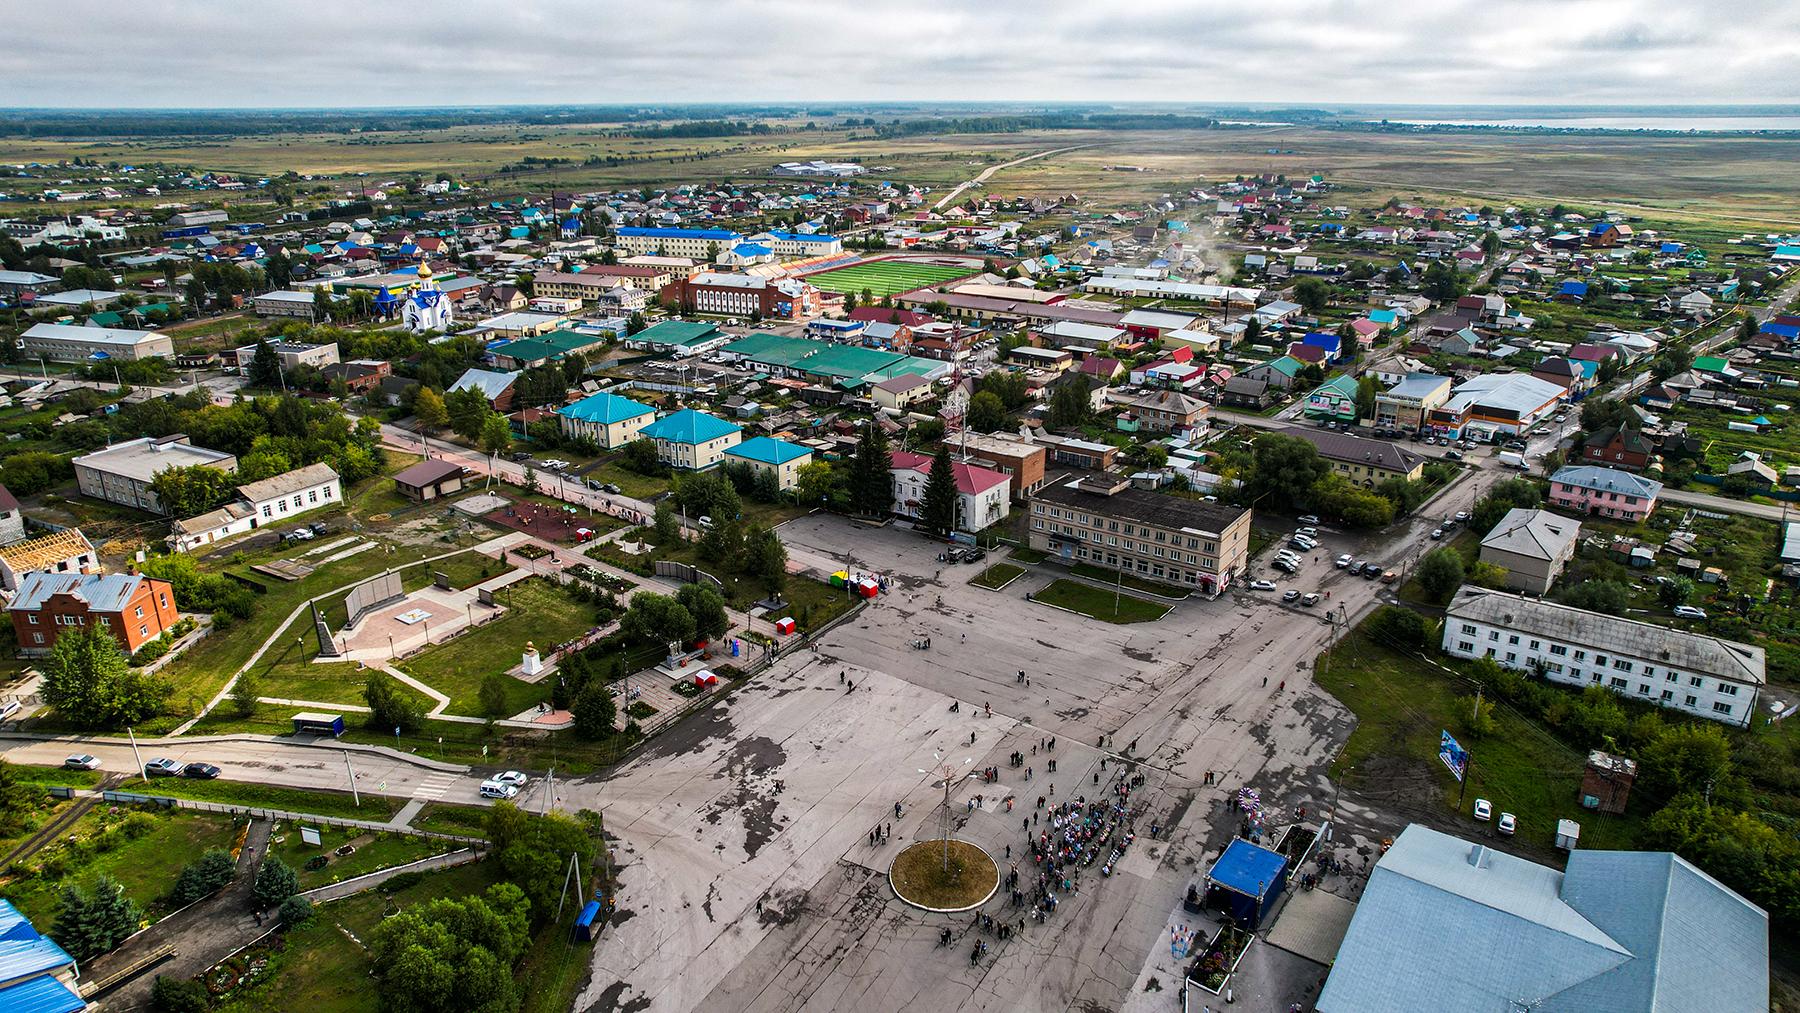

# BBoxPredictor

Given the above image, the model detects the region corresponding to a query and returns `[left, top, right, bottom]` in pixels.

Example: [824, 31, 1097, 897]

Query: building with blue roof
[1558, 280, 1590, 302]
[723, 436, 814, 490]
[1318, 824, 1766, 1013]
[0, 899, 84, 1013]
[557, 391, 655, 448]
[1202, 838, 1288, 928]
[641, 409, 742, 470]
[616, 227, 743, 258]
[753, 231, 845, 258]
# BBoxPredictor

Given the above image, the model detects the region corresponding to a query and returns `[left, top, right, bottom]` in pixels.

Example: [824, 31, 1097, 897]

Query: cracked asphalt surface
[573, 478, 1479, 1013]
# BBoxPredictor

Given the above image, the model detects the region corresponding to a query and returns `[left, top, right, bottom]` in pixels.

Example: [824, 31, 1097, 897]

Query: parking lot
[572, 480, 1480, 1012]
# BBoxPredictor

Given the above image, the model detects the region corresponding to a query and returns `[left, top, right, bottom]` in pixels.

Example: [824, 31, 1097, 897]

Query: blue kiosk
[1203, 838, 1289, 929]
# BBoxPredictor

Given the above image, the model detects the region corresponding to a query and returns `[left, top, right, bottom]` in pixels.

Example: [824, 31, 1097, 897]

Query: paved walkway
[300, 847, 481, 904]
[83, 818, 277, 1012]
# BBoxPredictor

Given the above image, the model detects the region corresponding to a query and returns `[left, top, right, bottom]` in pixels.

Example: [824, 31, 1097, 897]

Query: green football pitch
[803, 260, 976, 298]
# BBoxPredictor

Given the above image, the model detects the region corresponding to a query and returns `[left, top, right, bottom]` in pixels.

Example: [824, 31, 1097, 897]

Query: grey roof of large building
[1550, 464, 1664, 499]
[1444, 586, 1765, 686]
[1480, 507, 1580, 562]
[1319, 824, 1767, 1013]
[1278, 426, 1424, 474]
[22, 321, 163, 348]
[1032, 476, 1248, 536]
[73, 436, 235, 483]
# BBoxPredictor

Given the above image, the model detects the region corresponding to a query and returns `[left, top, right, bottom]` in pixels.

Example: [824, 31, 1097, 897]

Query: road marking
[411, 772, 460, 801]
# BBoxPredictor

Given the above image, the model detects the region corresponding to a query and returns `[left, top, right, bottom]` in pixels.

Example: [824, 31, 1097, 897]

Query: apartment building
[20, 322, 174, 363]
[557, 391, 656, 449]
[73, 435, 238, 515]
[1441, 586, 1762, 727]
[615, 227, 742, 259]
[1028, 474, 1252, 596]
[9, 571, 181, 656]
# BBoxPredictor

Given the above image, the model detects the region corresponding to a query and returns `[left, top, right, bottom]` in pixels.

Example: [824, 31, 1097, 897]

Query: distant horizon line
[4, 101, 1800, 114]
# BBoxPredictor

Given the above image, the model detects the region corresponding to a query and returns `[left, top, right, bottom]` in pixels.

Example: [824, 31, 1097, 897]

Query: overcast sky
[4, 0, 1799, 108]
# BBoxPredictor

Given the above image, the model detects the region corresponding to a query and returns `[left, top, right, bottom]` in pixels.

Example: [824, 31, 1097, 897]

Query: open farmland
[800, 258, 977, 297]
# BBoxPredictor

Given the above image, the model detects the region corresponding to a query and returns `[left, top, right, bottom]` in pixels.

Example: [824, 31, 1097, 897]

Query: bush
[1366, 605, 1430, 649]
[150, 975, 209, 1013]
[278, 894, 315, 928]
[381, 870, 426, 894]
[170, 848, 236, 906]
[252, 855, 299, 909]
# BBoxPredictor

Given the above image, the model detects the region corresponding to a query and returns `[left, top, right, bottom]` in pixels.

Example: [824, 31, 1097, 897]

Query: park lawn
[215, 860, 587, 1013]
[579, 458, 671, 500]
[1316, 628, 1641, 853]
[141, 778, 398, 822]
[397, 579, 599, 717]
[1069, 562, 1191, 599]
[969, 563, 1026, 590]
[268, 821, 449, 890]
[140, 530, 491, 730]
[1007, 546, 1048, 564]
[410, 803, 492, 839]
[589, 528, 855, 632]
[1032, 578, 1170, 624]
[4, 806, 240, 927]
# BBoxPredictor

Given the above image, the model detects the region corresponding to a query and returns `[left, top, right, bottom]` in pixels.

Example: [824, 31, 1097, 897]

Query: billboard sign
[1439, 730, 1469, 783]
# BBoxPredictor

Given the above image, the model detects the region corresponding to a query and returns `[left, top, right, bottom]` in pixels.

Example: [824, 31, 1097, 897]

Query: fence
[654, 559, 726, 592]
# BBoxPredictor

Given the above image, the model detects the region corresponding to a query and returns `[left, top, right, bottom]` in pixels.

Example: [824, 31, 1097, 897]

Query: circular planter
[888, 839, 1000, 913]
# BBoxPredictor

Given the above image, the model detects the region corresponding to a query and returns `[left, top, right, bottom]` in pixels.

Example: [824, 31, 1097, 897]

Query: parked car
[601, 483, 621, 495]
[1282, 590, 1301, 603]
[493, 770, 529, 788]
[1250, 580, 1277, 591]
[144, 758, 185, 777]
[183, 762, 222, 779]
[698, 515, 714, 529]
[1272, 559, 1299, 574]
[1430, 528, 1445, 540]
[1297, 515, 1321, 525]
[310, 521, 329, 535]
[964, 547, 987, 562]
[1361, 563, 1382, 579]
[1473, 798, 1493, 821]
[64, 754, 101, 770]
[1381, 571, 1399, 584]
[1335, 554, 1353, 568]
[1300, 593, 1321, 607]
[1296, 526, 1319, 538]
[509, 451, 532, 462]
[1673, 605, 1708, 620]
[1454, 511, 1470, 524]
[1445, 449, 1464, 460]
[1289, 536, 1316, 551]
[479, 779, 521, 800]
[1497, 812, 1517, 836]
[284, 528, 315, 543]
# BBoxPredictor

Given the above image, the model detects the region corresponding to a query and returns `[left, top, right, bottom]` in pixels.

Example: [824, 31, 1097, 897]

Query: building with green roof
[641, 408, 742, 470]
[1304, 373, 1361, 421]
[723, 436, 814, 490]
[557, 390, 655, 448]
[632, 320, 728, 356]
[490, 329, 611, 370]
[719, 334, 948, 389]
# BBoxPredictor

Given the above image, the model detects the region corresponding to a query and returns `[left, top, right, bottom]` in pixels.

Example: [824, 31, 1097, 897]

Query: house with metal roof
[628, 320, 728, 356]
[73, 436, 239, 515]
[1479, 508, 1580, 594]
[8, 571, 180, 656]
[723, 437, 813, 491]
[1549, 465, 1663, 522]
[448, 368, 521, 412]
[1443, 585, 1762, 726]
[1430, 373, 1568, 439]
[1279, 426, 1425, 484]
[1319, 823, 1767, 1012]
[557, 391, 656, 448]
[1302, 373, 1361, 422]
[641, 409, 742, 470]
[0, 899, 85, 1013]
[1242, 355, 1305, 391]
[889, 450, 1011, 533]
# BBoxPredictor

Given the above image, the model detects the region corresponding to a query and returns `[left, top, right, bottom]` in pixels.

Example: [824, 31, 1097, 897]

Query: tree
[253, 855, 299, 909]
[1048, 376, 1092, 429]
[622, 592, 696, 648]
[363, 673, 425, 733]
[1467, 561, 1511, 589]
[920, 446, 959, 535]
[744, 524, 788, 596]
[1470, 478, 1544, 534]
[1293, 277, 1332, 314]
[1579, 396, 1629, 437]
[479, 672, 512, 717]
[150, 975, 209, 1013]
[1650, 342, 1695, 384]
[52, 875, 141, 961]
[572, 679, 616, 740]
[1422, 259, 1464, 301]
[1639, 724, 1733, 803]
[1416, 547, 1466, 604]
[278, 894, 315, 928]
[966, 390, 1006, 433]
[1657, 577, 1696, 608]
[1557, 579, 1630, 615]
[369, 883, 531, 1013]
[675, 583, 729, 641]
[1355, 375, 1378, 420]
[413, 386, 449, 434]
[230, 669, 259, 718]
[247, 339, 283, 389]
[751, 467, 781, 504]
[41, 626, 168, 729]
[697, 518, 744, 563]
[622, 437, 662, 475]
[149, 464, 236, 519]
[478, 413, 512, 457]
[1366, 605, 1429, 648]
[1244, 434, 1329, 510]
[1243, 316, 1262, 345]
[170, 849, 236, 906]
[652, 501, 681, 544]
[795, 460, 840, 508]
[1309, 475, 1395, 528]
[485, 805, 598, 923]
[848, 424, 892, 518]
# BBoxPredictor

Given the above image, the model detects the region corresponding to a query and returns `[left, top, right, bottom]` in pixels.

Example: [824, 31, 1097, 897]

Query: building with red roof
[888, 449, 1012, 532]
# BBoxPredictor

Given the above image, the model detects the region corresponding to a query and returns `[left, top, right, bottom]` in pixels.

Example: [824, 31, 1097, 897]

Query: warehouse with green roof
[718, 334, 948, 389]
[490, 329, 611, 370]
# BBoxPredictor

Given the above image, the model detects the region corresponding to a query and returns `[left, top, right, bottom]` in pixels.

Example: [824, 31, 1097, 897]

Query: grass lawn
[1031, 578, 1170, 624]
[397, 578, 601, 717]
[3, 763, 105, 790]
[1007, 546, 1048, 564]
[969, 563, 1026, 590]
[1316, 628, 1642, 853]
[267, 821, 450, 890]
[214, 860, 589, 1013]
[590, 528, 855, 632]
[3, 806, 241, 926]
[410, 803, 492, 839]
[802, 260, 976, 298]
[578, 458, 671, 500]
[889, 839, 998, 909]
[1069, 562, 1191, 599]
[139, 778, 398, 821]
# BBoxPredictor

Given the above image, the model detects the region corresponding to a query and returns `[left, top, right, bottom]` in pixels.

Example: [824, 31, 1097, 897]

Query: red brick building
[1580, 426, 1654, 471]
[9, 571, 180, 656]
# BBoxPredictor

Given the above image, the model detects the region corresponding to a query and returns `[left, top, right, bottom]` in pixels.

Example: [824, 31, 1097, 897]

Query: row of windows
[259, 485, 335, 520]
[1030, 504, 1218, 551]
[1055, 542, 1211, 585]
[1033, 520, 1215, 566]
[1458, 641, 1732, 716]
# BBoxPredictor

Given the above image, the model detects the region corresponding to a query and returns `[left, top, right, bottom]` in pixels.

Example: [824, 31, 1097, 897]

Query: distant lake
[1374, 115, 1800, 131]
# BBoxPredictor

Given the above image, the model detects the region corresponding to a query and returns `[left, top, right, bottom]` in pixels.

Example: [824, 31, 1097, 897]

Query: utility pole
[343, 751, 359, 807]
[127, 725, 146, 784]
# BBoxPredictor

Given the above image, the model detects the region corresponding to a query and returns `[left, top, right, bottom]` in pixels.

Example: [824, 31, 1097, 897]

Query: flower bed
[1187, 924, 1254, 994]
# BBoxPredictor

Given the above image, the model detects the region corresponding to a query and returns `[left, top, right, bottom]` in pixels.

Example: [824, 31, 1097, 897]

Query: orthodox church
[397, 263, 454, 332]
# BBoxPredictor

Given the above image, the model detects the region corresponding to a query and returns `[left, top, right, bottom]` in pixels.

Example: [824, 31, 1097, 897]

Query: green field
[968, 563, 1026, 590]
[4, 806, 241, 927]
[396, 578, 601, 717]
[802, 259, 976, 298]
[1031, 578, 1170, 624]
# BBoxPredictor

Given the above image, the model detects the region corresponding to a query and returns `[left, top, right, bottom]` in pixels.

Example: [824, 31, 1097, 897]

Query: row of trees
[1232, 433, 1449, 529]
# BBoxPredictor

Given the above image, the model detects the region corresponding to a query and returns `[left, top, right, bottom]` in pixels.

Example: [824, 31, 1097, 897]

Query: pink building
[1547, 465, 1662, 522]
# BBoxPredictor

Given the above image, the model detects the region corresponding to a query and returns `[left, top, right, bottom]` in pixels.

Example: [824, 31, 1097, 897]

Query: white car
[64, 754, 102, 770]
[1430, 528, 1445, 540]
[479, 779, 521, 800]
[1497, 812, 1517, 836]
[1249, 580, 1277, 591]
[493, 770, 529, 788]
[1473, 798, 1492, 821]
[1334, 554, 1353, 568]
[1673, 605, 1708, 620]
